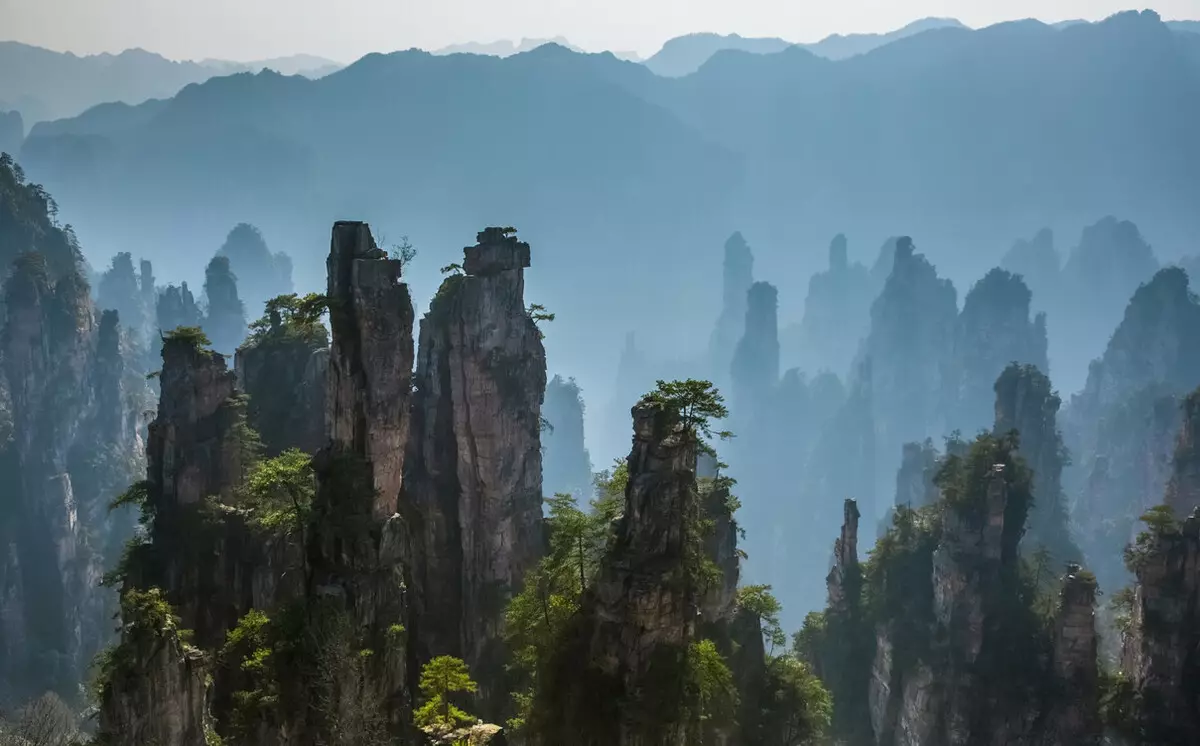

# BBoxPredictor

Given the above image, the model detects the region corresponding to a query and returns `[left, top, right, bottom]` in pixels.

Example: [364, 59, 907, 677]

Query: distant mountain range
[0, 42, 341, 123]
[642, 17, 967, 76]
[14, 10, 1200, 415]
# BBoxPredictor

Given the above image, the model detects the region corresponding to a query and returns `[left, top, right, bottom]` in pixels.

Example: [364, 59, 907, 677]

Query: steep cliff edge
[802, 431, 1100, 746]
[0, 253, 104, 704]
[535, 398, 700, 746]
[325, 221, 414, 520]
[404, 227, 546, 713]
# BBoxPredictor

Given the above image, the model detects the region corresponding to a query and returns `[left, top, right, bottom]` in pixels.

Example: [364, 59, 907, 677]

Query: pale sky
[1, 0, 1198, 62]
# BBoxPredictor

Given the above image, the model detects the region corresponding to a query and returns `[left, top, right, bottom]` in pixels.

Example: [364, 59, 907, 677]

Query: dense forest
[2, 7, 1200, 746]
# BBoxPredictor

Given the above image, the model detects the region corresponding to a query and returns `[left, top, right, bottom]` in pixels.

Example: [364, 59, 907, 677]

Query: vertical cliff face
[0, 254, 103, 703]
[730, 281, 779, 421]
[859, 237, 957, 515]
[1056, 217, 1160, 392]
[405, 226, 545, 708]
[698, 451, 739, 624]
[325, 221, 414, 519]
[826, 499, 860, 614]
[1119, 510, 1200, 743]
[894, 440, 940, 510]
[993, 364, 1080, 563]
[950, 269, 1048, 435]
[538, 399, 699, 746]
[709, 232, 754, 388]
[202, 255, 249, 356]
[98, 252, 153, 343]
[157, 282, 203, 334]
[1066, 267, 1200, 589]
[1164, 389, 1200, 517]
[542, 374, 593, 499]
[1044, 566, 1100, 746]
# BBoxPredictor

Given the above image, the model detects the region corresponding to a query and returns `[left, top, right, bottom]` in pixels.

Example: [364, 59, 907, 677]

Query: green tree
[737, 585, 787, 652]
[245, 293, 329, 346]
[686, 639, 738, 733]
[644, 379, 732, 441]
[761, 656, 832, 746]
[414, 656, 479, 731]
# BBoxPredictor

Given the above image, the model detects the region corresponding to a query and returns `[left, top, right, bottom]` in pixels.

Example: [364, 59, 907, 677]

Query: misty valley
[2, 6, 1200, 746]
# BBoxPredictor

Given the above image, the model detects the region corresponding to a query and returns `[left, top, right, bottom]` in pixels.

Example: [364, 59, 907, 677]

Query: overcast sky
[2, 0, 1198, 62]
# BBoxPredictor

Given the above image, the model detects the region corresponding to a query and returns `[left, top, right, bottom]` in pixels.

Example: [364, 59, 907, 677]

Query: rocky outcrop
[993, 363, 1080, 563]
[894, 440, 940, 510]
[97, 591, 210, 746]
[202, 255, 248, 356]
[826, 499, 860, 614]
[698, 451, 739, 624]
[858, 237, 957, 513]
[236, 319, 328, 457]
[1000, 228, 1059, 314]
[709, 232, 754, 387]
[950, 269, 1047, 435]
[1164, 389, 1200, 517]
[216, 223, 294, 318]
[1043, 565, 1100, 745]
[542, 374, 593, 499]
[1055, 217, 1160, 393]
[0, 254, 104, 704]
[537, 398, 699, 746]
[405, 227, 545, 712]
[1118, 510, 1200, 743]
[730, 281, 779, 421]
[784, 233, 873, 376]
[325, 221, 414, 519]
[157, 282, 203, 335]
[98, 252, 154, 343]
[1066, 267, 1200, 589]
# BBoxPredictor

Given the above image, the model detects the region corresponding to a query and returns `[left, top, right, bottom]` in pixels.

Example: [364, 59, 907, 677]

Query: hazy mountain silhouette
[17, 11, 1200, 437]
[0, 41, 339, 123]
[433, 37, 585, 57]
[642, 17, 966, 77]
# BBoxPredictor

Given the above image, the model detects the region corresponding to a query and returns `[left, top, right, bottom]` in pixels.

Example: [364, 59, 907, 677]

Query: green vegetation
[737, 585, 786, 652]
[414, 656, 479, 732]
[244, 293, 329, 347]
[644, 378, 732, 442]
[164, 325, 212, 350]
[685, 639, 738, 733]
[240, 449, 315, 537]
[1124, 504, 1179, 571]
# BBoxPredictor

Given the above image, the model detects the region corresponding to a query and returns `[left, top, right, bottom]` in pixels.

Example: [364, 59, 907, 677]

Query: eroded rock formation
[710, 231, 754, 388]
[949, 269, 1047, 435]
[0, 254, 104, 704]
[202, 255, 248, 356]
[325, 220, 414, 519]
[405, 227, 545, 712]
[993, 363, 1080, 563]
[1066, 267, 1200, 589]
[537, 398, 699, 746]
[857, 237, 957, 513]
[730, 281, 779, 421]
[542, 374, 593, 499]
[784, 233, 872, 376]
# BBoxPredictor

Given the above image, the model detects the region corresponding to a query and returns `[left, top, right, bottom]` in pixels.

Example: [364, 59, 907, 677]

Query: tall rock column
[536, 398, 700, 746]
[993, 363, 1080, 563]
[709, 231, 754, 388]
[405, 227, 546, 710]
[730, 281, 780, 421]
[1044, 565, 1100, 745]
[325, 221, 414, 519]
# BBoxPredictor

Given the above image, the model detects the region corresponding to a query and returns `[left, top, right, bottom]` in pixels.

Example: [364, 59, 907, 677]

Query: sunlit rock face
[404, 227, 546, 716]
[324, 220, 414, 520]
